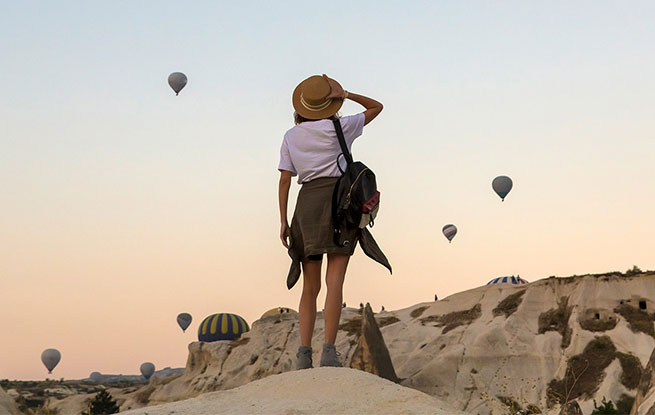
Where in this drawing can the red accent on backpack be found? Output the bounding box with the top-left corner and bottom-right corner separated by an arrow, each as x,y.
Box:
362,191 -> 380,213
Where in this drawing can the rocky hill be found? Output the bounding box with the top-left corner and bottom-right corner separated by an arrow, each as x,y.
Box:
82,367 -> 184,383
50,271 -> 655,414
0,387 -> 21,415
388,271 -> 655,414
121,367 -> 463,415
0,372 -> 180,415
631,345 -> 655,414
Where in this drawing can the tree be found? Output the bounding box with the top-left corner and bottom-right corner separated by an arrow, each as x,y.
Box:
625,265 -> 642,276
591,397 -> 618,415
85,389 -> 120,414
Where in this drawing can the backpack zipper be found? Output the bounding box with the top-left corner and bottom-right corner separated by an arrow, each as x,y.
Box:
346,168 -> 369,203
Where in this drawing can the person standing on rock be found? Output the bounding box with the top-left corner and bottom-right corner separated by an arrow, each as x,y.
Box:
278,74 -> 386,369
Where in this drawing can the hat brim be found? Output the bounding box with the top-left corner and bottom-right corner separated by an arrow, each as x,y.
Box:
292,78 -> 344,120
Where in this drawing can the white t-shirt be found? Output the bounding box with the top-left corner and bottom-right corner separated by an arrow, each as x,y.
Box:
278,113 -> 365,184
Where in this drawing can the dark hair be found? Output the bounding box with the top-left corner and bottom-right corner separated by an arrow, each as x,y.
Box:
294,111 -> 340,125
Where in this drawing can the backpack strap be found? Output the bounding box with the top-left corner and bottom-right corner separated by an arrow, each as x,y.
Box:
333,119 -> 353,165
331,175 -> 345,247
331,118 -> 352,248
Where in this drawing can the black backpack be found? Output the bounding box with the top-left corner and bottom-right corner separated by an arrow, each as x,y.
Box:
331,119 -> 380,247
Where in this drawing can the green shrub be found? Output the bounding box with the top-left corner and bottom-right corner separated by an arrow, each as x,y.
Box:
625,265 -> 642,276
591,397 -> 618,415
83,389 -> 119,414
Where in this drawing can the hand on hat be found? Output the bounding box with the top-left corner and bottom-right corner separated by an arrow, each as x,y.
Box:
323,74 -> 346,100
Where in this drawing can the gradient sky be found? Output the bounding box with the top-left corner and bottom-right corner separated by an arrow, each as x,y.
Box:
2,1 -> 654,380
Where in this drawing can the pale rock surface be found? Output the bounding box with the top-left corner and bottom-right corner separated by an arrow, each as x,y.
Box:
0,387 -> 21,415
121,367 -> 463,415
631,345 -> 655,414
387,273 -> 655,414
48,387 -> 133,415
47,393 -> 93,415
52,272 -> 655,415
82,367 -> 184,383
3,391 -> 18,401
120,309 -> 366,411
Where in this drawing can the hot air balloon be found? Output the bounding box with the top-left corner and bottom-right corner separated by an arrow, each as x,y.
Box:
41,349 -> 61,374
261,307 -> 297,319
177,313 -> 192,332
486,275 -> 528,286
442,224 -> 457,243
492,176 -> 513,201
198,313 -> 249,342
140,362 -> 155,381
168,72 -> 187,96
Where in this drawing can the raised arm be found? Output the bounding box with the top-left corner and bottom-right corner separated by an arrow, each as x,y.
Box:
344,92 -> 383,126
323,74 -> 383,126
278,170 -> 293,248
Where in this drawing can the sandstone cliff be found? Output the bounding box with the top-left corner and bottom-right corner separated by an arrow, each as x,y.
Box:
0,387 -> 21,415
389,272 -> 655,414
53,271 -> 655,415
631,345 -> 655,414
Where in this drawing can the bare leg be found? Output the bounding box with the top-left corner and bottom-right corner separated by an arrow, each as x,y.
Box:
299,258 -> 322,347
324,253 -> 349,345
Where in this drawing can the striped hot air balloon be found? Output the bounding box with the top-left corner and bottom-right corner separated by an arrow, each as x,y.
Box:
261,307 -> 297,318
442,224 -> 457,243
486,276 -> 528,285
198,313 -> 249,342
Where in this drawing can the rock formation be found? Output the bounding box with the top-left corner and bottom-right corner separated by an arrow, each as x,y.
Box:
559,400 -> 583,415
49,271 -> 655,415
349,302 -> 399,383
0,387 -> 21,415
631,345 -> 655,414
121,367 -> 463,415
388,272 -> 654,415
47,387 -> 137,415
82,367 -> 184,383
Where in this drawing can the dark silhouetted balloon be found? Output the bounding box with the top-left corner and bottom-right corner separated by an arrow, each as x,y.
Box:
177,313 -> 192,332
41,349 -> 61,374
140,362 -> 155,380
492,176 -> 513,201
442,224 -> 457,243
168,72 -> 187,95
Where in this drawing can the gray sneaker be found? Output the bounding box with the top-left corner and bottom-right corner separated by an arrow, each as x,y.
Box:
320,343 -> 342,367
296,346 -> 313,370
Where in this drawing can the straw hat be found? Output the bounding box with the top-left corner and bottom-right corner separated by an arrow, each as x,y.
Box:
293,75 -> 344,120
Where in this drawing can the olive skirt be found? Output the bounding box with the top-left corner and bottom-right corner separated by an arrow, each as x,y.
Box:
289,177 -> 359,258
